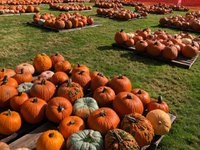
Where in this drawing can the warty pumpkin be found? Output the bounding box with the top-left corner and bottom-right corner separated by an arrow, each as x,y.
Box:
50,53 -> 65,67
17,82 -> 33,94
0,75 -> 18,88
91,72 -> 109,92
13,69 -> 32,84
50,71 -> 69,85
54,60 -> 71,73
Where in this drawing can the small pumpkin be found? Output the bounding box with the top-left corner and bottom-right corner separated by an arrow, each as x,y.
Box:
0,110 -> 22,135
20,97 -> 47,124
182,43 -> 199,58
50,71 -> 69,85
40,71 -> 54,80
0,68 -> 16,79
13,69 -> 32,84
59,116 -> 85,138
36,130 -> 64,150
147,41 -> 165,57
131,88 -> 150,106
115,29 -> 128,45
73,97 -> 99,120
50,53 -> 65,67
87,107 -> 120,135
125,38 -> 135,47
54,60 -> 71,73
55,20 -> 65,29
0,142 -> 10,150
14,63 -> 35,75
71,63 -> 90,75
146,109 -> 171,135
91,72 -> 109,92
90,71 -> 100,80
162,44 -> 178,60
135,40 -> 148,53
17,82 -> 33,94
65,20 -> 73,29
0,76 -> 18,88
46,97 -> 72,124
66,130 -> 104,150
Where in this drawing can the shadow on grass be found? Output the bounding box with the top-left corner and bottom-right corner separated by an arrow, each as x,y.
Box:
23,23 -> 55,33
97,45 -> 124,51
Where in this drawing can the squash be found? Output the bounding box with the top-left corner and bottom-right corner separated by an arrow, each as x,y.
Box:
40,71 -> 54,80
17,82 -> 33,94
115,29 -> 128,45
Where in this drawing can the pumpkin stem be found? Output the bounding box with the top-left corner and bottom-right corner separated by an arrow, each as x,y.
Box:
20,68 -> 24,74
97,72 -> 104,77
102,87 -> 107,93
77,63 -> 81,67
157,96 -> 163,103
118,75 -> 123,79
5,109 -> 11,116
137,90 -> 142,94
41,79 -> 46,85
100,110 -> 106,117
18,92 -> 23,96
112,130 -> 123,143
55,53 -> 59,56
32,98 -> 38,103
68,120 -> 75,125
1,68 -> 5,72
79,71 -> 85,75
120,29 -> 124,32
1,75 -> 8,85
57,105 -> 64,112
126,93 -> 132,99
154,41 -> 158,45
67,78 -> 72,87
49,132 -> 54,138
126,116 -> 138,123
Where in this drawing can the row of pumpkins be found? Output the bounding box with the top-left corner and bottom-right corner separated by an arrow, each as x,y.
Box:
114,28 -> 200,59
94,2 -> 123,8
160,11 -> 200,32
33,12 -> 94,29
0,0 -> 64,5
0,53 -> 172,150
0,5 -> 40,14
97,8 -> 147,21
49,3 -> 93,11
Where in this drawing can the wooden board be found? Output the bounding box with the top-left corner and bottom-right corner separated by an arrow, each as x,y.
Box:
27,22 -> 102,32
112,43 -> 199,69
96,14 -> 146,21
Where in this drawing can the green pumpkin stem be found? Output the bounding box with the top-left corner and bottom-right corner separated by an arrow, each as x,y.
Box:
41,79 -> 46,85
100,110 -> 106,117
126,94 -> 132,99
157,96 -> 163,103
102,87 -> 107,93
137,90 -> 142,94
77,63 -> 81,67
32,98 -> 38,103
120,29 -> 124,32
1,75 -> 8,85
55,53 -> 59,56
49,132 -> 54,138
5,109 -> 11,116
112,130 -> 123,143
18,92 -> 23,96
126,116 -> 138,123
57,105 -> 64,112
118,75 -> 123,79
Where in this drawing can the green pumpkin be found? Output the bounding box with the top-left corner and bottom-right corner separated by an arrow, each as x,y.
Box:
17,82 -> 33,94
38,19 -> 45,26
73,97 -> 99,120
66,130 -> 104,150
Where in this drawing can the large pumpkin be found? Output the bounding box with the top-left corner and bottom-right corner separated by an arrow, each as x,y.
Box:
20,97 -> 47,124
182,44 -> 199,58
13,69 -> 32,84
0,110 -> 22,135
147,41 -> 165,57
36,130 -> 64,150
30,79 -> 56,102
14,63 -> 35,75
33,53 -> 52,73
146,109 -> 171,135
50,71 -> 69,85
91,73 -> 109,92
73,97 -> 99,120
54,60 -> 71,73
59,116 -> 85,138
113,92 -> 144,118
162,45 -> 178,60
50,53 -> 65,67
87,107 -> 120,135
115,29 -> 128,45
0,142 -> 10,150
66,130 -> 104,150
105,129 -> 140,150
46,97 -> 72,123
0,76 -> 18,88
121,113 -> 154,147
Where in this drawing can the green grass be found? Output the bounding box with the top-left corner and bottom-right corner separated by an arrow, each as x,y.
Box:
0,4 -> 200,150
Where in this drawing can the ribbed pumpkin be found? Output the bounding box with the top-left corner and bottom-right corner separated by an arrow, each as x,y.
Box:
14,63 -> 35,75
146,109 -> 171,135
113,92 -> 144,118
0,142 -> 10,150
115,29 -> 128,45
13,69 -> 32,84
87,107 -> 120,135
0,110 -> 22,135
54,60 -> 71,73
73,97 -> 99,120
105,129 -> 140,150
109,75 -> 132,94
66,130 -> 104,150
93,86 -> 115,107
10,92 -> 29,112
26,5 -> 34,13
59,116 -> 85,138
0,68 -> 16,79
36,130 -> 64,150
91,73 -> 109,92
50,53 -> 65,67
162,45 -> 178,60
90,71 -> 100,80
50,71 -> 69,85
30,79 -> 56,102
182,44 -> 199,58
0,76 -> 18,88
71,63 -> 89,75
55,20 -> 65,29
20,97 -> 47,124
46,97 -> 72,123
147,41 -> 165,57
121,113 -> 154,147
57,80 -> 83,104
33,53 -> 52,73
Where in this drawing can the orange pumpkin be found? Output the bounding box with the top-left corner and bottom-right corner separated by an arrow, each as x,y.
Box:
54,60 -> 71,73
50,53 -> 65,67
0,76 -> 18,88
71,63 -> 89,75
50,71 -> 69,85
115,29 -> 128,45
0,68 -> 16,79
91,73 -> 109,92
13,69 -> 32,84
131,88 -> 151,106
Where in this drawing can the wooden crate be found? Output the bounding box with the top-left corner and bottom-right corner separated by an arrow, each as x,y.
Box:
112,43 -> 199,69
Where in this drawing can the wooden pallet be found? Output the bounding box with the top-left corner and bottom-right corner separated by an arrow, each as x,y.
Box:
96,14 -> 146,21
112,43 -> 199,69
27,22 -> 102,32
49,8 -> 92,12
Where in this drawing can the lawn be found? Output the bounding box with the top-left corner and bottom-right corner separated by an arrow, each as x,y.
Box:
0,4 -> 200,150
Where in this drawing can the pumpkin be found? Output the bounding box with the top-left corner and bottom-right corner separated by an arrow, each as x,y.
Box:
57,80 -> 83,104
131,88 -> 150,106
0,142 -> 10,150
55,20 -> 65,29
40,71 -> 54,80
71,17 -> 79,28
36,130 -> 64,150
87,17 -> 94,25
93,86 -> 115,107
109,75 -> 132,94
115,29 -> 128,45
34,7 -> 40,13
72,70 -> 91,90
146,109 -> 171,135
135,40 -> 148,53
66,130 -> 104,150
54,60 -> 71,73
71,63 -> 89,75
50,53 -> 65,67
17,82 -> 33,94
13,69 -> 32,84
46,97 -> 72,123
87,107 -> 120,135
113,92 -> 144,118
162,45 -> 178,60
33,53 -> 52,73
90,71 -> 100,80
15,148 -> 31,150
30,79 -> 56,102
26,6 -> 34,13
10,92 -> 29,112
50,71 -> 69,85
125,38 -> 135,47
14,63 -> 35,75
147,41 -> 165,57
147,96 -> 169,113
0,68 -> 16,79
59,116 -> 85,138
0,76 -> 18,88
182,44 -> 199,58
73,97 -> 99,120
121,113 -> 154,147
91,72 -> 109,92
105,129 -> 140,150
65,20 -> 73,29
0,110 -> 22,135
20,97 -> 47,124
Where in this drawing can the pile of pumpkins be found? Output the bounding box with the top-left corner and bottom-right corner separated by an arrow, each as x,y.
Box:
94,2 -> 123,8
63,0 -> 85,3
170,5 -> 189,11
0,0 -> 63,5
115,28 -> 200,59
97,8 -> 147,21
160,11 -> 200,32
49,3 -> 92,11
122,1 -> 144,7
33,12 -> 94,29
135,3 -> 172,14
0,53 -> 172,150
0,5 -> 40,14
